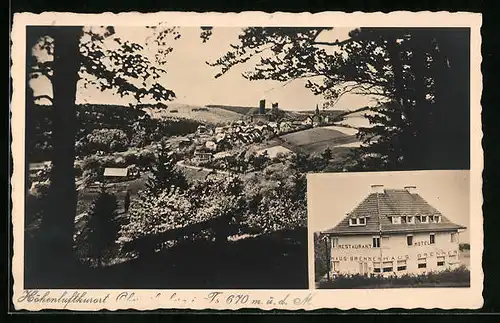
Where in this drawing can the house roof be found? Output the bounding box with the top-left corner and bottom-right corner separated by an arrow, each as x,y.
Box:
323,188 -> 466,236
104,167 -> 128,177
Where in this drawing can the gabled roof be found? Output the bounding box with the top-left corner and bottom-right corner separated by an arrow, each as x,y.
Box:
323,188 -> 466,236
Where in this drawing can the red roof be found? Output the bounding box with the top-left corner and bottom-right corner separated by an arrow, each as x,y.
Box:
323,189 -> 466,236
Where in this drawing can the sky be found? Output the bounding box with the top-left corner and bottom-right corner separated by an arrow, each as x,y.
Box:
30,26 -> 378,111
307,170 -> 471,243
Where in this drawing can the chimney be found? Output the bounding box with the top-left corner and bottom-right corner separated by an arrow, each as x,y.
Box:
259,99 -> 266,115
371,184 -> 384,194
404,186 -> 417,194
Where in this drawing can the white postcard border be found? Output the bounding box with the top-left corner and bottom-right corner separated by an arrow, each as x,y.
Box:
11,11 -> 483,311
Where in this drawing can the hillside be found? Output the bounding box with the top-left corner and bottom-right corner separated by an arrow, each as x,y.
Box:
149,103 -> 244,124
279,126 -> 360,154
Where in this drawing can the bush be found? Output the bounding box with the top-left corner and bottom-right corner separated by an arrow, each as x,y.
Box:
317,266 -> 471,289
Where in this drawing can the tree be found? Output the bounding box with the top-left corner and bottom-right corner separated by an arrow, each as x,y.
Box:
208,27 -> 470,170
80,186 -> 120,267
26,25 -> 179,269
145,145 -> 188,194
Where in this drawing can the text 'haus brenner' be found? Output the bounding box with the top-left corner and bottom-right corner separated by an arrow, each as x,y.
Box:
321,185 -> 467,276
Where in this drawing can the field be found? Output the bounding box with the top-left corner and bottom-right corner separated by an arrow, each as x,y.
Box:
279,126 -> 360,154
206,104 -> 260,115
149,103 -> 243,124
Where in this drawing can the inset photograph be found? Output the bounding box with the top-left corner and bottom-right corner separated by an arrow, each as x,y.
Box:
308,170 -> 470,289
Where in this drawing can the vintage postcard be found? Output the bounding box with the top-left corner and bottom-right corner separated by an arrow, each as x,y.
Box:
10,11 -> 482,311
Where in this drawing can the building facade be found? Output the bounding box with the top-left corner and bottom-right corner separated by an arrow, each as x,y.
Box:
322,185 -> 466,277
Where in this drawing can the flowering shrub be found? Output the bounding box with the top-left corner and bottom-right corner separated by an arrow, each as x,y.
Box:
120,187 -> 194,241
240,191 -> 307,234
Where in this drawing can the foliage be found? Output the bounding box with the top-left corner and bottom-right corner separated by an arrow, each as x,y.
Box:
317,265 -> 471,289
29,103 -> 202,161
84,128 -> 130,153
25,189 -> 50,226
145,146 -> 188,195
459,243 -> 471,251
314,233 -> 330,281
78,187 -> 121,267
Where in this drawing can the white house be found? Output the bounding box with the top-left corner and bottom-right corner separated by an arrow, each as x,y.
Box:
321,185 -> 466,277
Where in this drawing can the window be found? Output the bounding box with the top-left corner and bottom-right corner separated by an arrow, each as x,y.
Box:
430,233 -> 435,244
349,217 -> 366,226
451,232 -> 458,243
401,216 -> 407,224
407,216 -> 415,224
421,216 -> 428,223
373,262 -> 381,273
437,215 -> 442,223
418,258 -> 427,269
383,261 -> 393,272
397,260 -> 407,271
407,235 -> 413,246
332,261 -> 340,271
372,236 -> 380,248
392,216 -> 401,224
331,237 -> 339,249
437,256 -> 445,266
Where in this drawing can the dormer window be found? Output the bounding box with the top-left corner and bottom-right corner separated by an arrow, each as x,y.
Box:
407,216 -> 415,224
392,216 -> 402,224
349,217 -> 366,226
421,216 -> 429,223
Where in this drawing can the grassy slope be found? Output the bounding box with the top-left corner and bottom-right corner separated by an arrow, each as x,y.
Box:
150,103 -> 244,124
280,127 -> 359,154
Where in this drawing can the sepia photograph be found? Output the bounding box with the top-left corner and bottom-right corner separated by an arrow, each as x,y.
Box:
11,11 -> 483,310
308,170 -> 471,289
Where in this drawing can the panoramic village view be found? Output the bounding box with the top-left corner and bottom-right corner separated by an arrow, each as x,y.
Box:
24,26 -> 471,289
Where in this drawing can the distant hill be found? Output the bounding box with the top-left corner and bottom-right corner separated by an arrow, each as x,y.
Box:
206,104 -> 258,115
149,103 -> 244,124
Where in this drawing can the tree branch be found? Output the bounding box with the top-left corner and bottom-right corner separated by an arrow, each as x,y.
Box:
312,38 -> 355,47
33,94 -> 54,104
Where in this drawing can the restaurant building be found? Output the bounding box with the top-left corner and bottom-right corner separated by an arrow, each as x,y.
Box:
322,185 -> 467,276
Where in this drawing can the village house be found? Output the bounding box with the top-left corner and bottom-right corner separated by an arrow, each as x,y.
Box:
321,185 -> 466,277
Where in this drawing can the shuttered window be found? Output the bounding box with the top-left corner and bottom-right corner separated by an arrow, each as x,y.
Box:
397,260 -> 407,271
